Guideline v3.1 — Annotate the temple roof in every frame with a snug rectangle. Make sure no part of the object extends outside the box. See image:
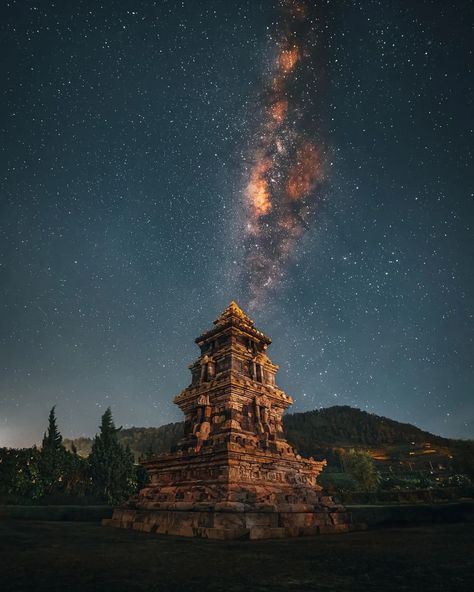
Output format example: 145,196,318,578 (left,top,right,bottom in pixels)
195,301,271,345
214,301,254,327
